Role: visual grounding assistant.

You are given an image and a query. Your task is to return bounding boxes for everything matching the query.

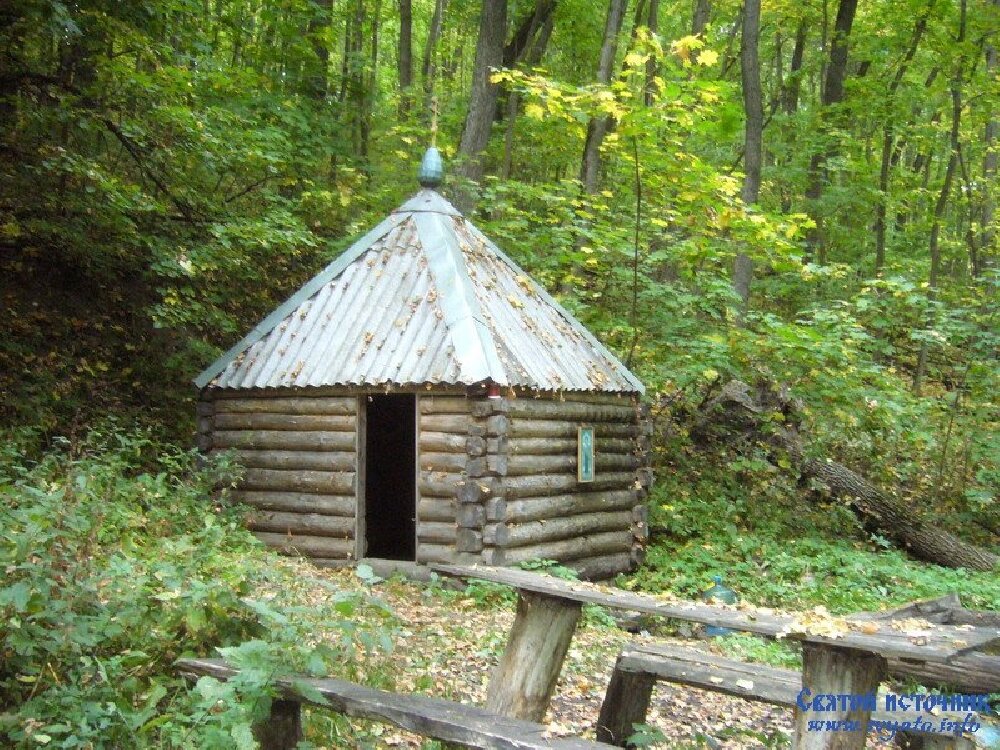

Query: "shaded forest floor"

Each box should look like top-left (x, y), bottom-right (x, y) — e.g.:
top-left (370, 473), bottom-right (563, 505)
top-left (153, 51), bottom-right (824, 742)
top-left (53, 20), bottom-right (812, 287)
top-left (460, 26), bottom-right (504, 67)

top-left (275, 561), bottom-right (798, 749)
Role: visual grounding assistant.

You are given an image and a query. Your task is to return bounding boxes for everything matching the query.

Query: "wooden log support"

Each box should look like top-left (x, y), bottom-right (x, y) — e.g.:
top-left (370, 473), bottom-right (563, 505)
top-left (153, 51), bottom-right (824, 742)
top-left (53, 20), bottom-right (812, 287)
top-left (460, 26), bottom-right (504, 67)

top-left (419, 396), bottom-right (472, 414)
top-left (196, 400), bottom-right (214, 453)
top-left (569, 553), bottom-right (634, 581)
top-left (213, 413), bottom-right (354, 432)
top-left (231, 450), bottom-right (354, 472)
top-left (468, 454), bottom-right (508, 477)
top-left (496, 531), bottom-right (634, 565)
top-left (230, 491), bottom-right (354, 516)
top-left (419, 521), bottom-right (457, 545)
top-left (417, 542), bottom-right (456, 564)
top-left (456, 529), bottom-right (484, 553)
top-left (248, 511), bottom-right (355, 537)
top-left (255, 532), bottom-right (355, 558)
top-left (255, 700), bottom-right (303, 750)
top-left (500, 454), bottom-right (639, 476)
top-left (419, 473), bottom-right (463, 498)
top-left (213, 397), bottom-right (355, 415)
top-left (418, 497), bottom-right (455, 522)
top-left (420, 413), bottom-right (473, 434)
top-left (213, 430), bottom-right (355, 452)
top-left (504, 473), bottom-right (637, 498)
top-left (486, 511), bottom-right (634, 548)
top-left (457, 478), bottom-right (498, 504)
top-left (418, 431), bottom-right (469, 453)
top-left (503, 491), bottom-right (638, 523)
top-left (485, 591), bottom-right (584, 723)
top-left (792, 644), bottom-right (886, 750)
top-left (420, 452), bottom-right (467, 473)
top-left (596, 654), bottom-right (656, 746)
top-left (457, 504), bottom-right (486, 528)
top-left (505, 437), bottom-right (635, 456)
top-left (499, 419), bottom-right (639, 439)
top-left (473, 399), bottom-right (637, 421)
top-left (241, 468), bottom-right (355, 495)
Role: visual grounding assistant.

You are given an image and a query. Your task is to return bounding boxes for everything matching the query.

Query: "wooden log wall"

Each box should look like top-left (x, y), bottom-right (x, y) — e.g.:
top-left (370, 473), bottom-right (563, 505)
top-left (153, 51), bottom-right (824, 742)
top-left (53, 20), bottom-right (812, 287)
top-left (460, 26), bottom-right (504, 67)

top-left (469, 394), bottom-right (652, 580)
top-left (416, 395), bottom-right (473, 564)
top-left (206, 391), bottom-right (359, 566)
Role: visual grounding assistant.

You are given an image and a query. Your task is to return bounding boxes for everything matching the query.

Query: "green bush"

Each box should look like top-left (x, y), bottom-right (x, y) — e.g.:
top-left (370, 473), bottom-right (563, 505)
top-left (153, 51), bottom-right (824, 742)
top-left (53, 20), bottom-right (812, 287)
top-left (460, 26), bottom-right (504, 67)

top-left (0, 425), bottom-right (394, 749)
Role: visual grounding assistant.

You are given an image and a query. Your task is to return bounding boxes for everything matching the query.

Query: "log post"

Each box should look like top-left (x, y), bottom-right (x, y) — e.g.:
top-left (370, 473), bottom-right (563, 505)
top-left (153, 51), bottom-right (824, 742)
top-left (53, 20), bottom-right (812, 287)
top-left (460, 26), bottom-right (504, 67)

top-left (595, 657), bottom-right (656, 746)
top-left (254, 699), bottom-right (303, 750)
top-left (484, 590), bottom-right (583, 722)
top-left (792, 644), bottom-right (886, 750)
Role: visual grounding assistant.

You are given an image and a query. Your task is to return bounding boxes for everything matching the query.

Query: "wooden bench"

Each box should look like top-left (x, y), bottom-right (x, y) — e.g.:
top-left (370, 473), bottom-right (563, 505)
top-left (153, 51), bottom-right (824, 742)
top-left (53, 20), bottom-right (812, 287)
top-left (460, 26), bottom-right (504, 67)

top-left (432, 565), bottom-right (1000, 750)
top-left (176, 657), bottom-right (617, 750)
top-left (596, 643), bottom-right (987, 749)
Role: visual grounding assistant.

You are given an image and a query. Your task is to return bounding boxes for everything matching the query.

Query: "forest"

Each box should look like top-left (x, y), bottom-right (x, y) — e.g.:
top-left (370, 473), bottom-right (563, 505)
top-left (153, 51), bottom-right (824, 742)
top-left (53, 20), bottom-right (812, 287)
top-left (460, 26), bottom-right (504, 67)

top-left (1, 0), bottom-right (998, 746)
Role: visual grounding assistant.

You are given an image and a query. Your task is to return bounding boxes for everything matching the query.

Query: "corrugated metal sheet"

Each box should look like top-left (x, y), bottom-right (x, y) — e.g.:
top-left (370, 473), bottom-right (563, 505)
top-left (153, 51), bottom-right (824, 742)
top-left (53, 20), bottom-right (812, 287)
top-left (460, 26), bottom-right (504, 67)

top-left (198, 189), bottom-right (644, 393)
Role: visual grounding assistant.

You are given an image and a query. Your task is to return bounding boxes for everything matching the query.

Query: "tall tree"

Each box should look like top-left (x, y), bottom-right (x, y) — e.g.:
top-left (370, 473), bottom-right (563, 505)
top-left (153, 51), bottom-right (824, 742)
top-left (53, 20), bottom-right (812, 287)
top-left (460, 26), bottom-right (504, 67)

top-left (874, 2), bottom-right (932, 271)
top-left (398, 0), bottom-right (413, 113)
top-left (734, 0), bottom-right (762, 312)
top-left (421, 0), bottom-right (447, 103)
top-left (579, 0), bottom-right (627, 194)
top-left (913, 0), bottom-right (967, 393)
top-left (692, 0), bottom-right (712, 35)
top-left (804, 0), bottom-right (859, 263)
top-left (982, 0), bottom-right (999, 274)
top-left (456, 0), bottom-right (508, 186)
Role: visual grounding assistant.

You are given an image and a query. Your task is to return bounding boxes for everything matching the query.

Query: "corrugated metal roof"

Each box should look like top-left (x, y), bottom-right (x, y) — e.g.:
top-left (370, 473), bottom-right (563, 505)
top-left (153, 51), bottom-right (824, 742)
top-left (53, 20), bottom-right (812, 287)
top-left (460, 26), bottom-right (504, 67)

top-left (196, 189), bottom-right (644, 393)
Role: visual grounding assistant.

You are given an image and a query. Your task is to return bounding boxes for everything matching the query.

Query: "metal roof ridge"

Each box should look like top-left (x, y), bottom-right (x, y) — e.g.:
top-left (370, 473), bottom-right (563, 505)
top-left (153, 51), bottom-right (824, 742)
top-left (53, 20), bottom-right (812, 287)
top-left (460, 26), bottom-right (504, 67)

top-left (463, 221), bottom-right (646, 394)
top-left (194, 210), bottom-right (410, 389)
top-left (393, 189), bottom-right (461, 217)
top-left (411, 211), bottom-right (509, 386)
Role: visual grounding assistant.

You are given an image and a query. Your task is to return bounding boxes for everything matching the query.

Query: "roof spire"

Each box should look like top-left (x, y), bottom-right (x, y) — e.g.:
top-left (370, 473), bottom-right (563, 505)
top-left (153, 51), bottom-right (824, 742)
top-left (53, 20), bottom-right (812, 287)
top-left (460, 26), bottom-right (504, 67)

top-left (418, 146), bottom-right (444, 189)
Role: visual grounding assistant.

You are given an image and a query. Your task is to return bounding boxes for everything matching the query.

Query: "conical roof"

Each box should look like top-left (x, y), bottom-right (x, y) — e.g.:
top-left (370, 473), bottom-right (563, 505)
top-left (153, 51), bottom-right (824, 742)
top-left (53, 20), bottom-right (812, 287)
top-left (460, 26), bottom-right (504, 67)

top-left (195, 188), bottom-right (644, 393)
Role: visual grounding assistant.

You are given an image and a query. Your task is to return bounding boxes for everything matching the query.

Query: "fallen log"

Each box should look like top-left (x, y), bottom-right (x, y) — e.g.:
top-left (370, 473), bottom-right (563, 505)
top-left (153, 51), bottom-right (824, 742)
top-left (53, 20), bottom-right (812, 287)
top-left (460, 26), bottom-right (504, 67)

top-left (691, 380), bottom-right (998, 572)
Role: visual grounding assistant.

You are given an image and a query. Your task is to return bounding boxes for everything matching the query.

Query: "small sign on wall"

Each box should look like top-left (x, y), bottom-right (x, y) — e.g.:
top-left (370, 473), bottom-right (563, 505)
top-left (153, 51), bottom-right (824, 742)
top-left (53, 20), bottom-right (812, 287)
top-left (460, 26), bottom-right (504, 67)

top-left (578, 425), bottom-right (595, 482)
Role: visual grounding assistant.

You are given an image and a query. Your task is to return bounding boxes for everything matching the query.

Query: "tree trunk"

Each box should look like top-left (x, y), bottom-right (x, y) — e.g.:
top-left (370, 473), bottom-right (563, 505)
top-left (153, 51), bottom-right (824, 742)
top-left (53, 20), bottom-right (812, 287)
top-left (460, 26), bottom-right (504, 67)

top-left (421, 0), bottom-right (447, 100)
top-left (982, 0), bottom-right (999, 275)
top-left (503, 0), bottom-right (556, 68)
top-left (456, 0), bottom-right (507, 188)
top-left (398, 0), bottom-right (412, 114)
top-left (306, 0), bottom-right (333, 99)
top-left (691, 380), bottom-right (999, 572)
top-left (579, 0), bottom-right (627, 193)
top-left (691, 0), bottom-right (711, 35)
top-left (874, 4), bottom-right (932, 272)
top-left (913, 0), bottom-right (965, 394)
top-left (644, 0), bottom-right (659, 106)
top-left (501, 11), bottom-right (553, 177)
top-left (734, 0), bottom-right (762, 314)
top-left (804, 0), bottom-right (859, 263)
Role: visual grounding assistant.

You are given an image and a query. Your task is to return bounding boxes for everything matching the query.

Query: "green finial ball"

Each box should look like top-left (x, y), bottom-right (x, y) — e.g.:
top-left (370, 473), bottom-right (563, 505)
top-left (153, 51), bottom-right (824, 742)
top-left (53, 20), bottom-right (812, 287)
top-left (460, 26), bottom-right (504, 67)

top-left (418, 147), bottom-right (444, 188)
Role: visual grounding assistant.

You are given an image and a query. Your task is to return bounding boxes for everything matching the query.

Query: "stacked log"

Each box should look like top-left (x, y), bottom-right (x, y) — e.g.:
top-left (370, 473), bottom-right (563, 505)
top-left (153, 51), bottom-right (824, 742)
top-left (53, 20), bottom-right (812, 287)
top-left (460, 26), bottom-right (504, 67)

top-left (473, 394), bottom-right (651, 579)
top-left (416, 395), bottom-right (470, 564)
top-left (209, 392), bottom-right (358, 566)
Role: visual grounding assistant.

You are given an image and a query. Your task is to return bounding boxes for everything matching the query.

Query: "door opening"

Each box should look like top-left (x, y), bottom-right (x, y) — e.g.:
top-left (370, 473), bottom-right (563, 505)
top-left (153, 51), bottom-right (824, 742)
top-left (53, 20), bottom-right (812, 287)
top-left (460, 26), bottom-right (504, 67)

top-left (363, 394), bottom-right (416, 561)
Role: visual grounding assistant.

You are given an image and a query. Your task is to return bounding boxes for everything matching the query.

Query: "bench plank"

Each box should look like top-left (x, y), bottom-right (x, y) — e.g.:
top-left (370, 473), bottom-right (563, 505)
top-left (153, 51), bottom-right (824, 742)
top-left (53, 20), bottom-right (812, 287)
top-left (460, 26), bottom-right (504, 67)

top-left (432, 565), bottom-right (1000, 663)
top-left (609, 644), bottom-right (983, 747)
top-left (176, 657), bottom-right (615, 750)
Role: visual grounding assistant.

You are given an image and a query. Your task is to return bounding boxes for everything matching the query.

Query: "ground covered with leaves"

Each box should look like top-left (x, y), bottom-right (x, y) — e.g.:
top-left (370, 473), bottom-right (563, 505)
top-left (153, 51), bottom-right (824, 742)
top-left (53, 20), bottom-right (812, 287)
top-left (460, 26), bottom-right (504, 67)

top-left (278, 564), bottom-right (792, 749)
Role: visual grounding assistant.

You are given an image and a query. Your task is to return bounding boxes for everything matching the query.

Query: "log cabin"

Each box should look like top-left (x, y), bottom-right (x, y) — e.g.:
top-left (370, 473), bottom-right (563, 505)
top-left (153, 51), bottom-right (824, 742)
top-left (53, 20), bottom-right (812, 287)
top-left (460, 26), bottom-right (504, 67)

top-left (194, 149), bottom-right (651, 579)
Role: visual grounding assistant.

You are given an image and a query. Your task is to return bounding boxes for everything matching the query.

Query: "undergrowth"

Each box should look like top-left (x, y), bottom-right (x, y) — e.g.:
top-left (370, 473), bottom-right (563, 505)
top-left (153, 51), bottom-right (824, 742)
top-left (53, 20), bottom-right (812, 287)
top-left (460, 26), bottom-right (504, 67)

top-left (0, 424), bottom-right (395, 749)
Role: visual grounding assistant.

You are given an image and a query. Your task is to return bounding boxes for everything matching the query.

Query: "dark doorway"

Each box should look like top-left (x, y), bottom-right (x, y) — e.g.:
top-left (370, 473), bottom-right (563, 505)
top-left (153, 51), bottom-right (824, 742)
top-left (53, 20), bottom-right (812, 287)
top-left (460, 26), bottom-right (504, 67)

top-left (364, 394), bottom-right (416, 561)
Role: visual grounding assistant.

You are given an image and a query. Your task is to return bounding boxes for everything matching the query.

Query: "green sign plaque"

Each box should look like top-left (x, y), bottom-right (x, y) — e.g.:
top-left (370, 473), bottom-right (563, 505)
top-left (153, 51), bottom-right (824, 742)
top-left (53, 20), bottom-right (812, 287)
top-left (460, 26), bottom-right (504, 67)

top-left (578, 426), bottom-right (595, 482)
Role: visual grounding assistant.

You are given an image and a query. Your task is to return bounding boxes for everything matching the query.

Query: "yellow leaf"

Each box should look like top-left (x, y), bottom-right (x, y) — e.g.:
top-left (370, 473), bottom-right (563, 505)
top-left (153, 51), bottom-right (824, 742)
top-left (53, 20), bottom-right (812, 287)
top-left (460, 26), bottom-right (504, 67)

top-left (524, 103), bottom-right (545, 120)
top-left (696, 49), bottom-right (719, 66)
top-left (624, 51), bottom-right (647, 67)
